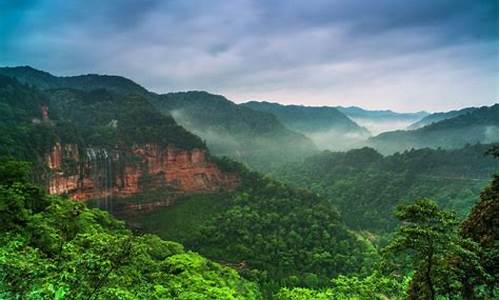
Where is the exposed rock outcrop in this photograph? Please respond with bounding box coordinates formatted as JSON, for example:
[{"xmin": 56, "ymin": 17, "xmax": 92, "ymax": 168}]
[{"xmin": 46, "ymin": 143, "xmax": 239, "ymax": 202}]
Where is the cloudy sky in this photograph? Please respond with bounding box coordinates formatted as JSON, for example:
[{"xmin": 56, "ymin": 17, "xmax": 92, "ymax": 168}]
[{"xmin": 1, "ymin": 0, "xmax": 498, "ymax": 112}]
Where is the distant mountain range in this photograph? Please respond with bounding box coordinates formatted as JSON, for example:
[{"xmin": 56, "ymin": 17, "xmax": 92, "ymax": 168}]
[
  {"xmin": 337, "ymin": 106, "xmax": 429, "ymax": 134},
  {"xmin": 407, "ymin": 106, "xmax": 479, "ymax": 130},
  {"xmin": 0, "ymin": 66, "xmax": 496, "ymax": 160},
  {"xmin": 241, "ymin": 101, "xmax": 369, "ymax": 150},
  {"xmin": 151, "ymin": 92, "xmax": 318, "ymax": 170},
  {"xmin": 337, "ymin": 106, "xmax": 429, "ymax": 121},
  {"xmin": 369, "ymin": 104, "xmax": 499, "ymax": 154}
]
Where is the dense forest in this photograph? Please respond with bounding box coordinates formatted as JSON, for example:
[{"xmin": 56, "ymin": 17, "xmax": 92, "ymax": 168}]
[
  {"xmin": 2, "ymin": 155, "xmax": 497, "ymax": 299},
  {"xmin": 273, "ymin": 144, "xmax": 498, "ymax": 232},
  {"xmin": 128, "ymin": 160, "xmax": 378, "ymax": 296},
  {"xmin": 0, "ymin": 67, "xmax": 498, "ymax": 299},
  {"xmin": 0, "ymin": 159, "xmax": 261, "ymax": 299},
  {"xmin": 0, "ymin": 75, "xmax": 204, "ymax": 162}
]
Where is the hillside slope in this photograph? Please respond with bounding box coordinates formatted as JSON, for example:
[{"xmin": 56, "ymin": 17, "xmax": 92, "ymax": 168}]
[
  {"xmin": 0, "ymin": 66, "xmax": 317, "ymax": 171},
  {"xmin": 407, "ymin": 106, "xmax": 478, "ymax": 129},
  {"xmin": 273, "ymin": 144, "xmax": 498, "ymax": 232},
  {"xmin": 151, "ymin": 92, "xmax": 318, "ymax": 170},
  {"xmin": 0, "ymin": 66, "xmax": 151, "ymax": 97},
  {"xmin": 0, "ymin": 159, "xmax": 261, "ymax": 299},
  {"xmin": 368, "ymin": 104, "xmax": 498, "ymax": 154},
  {"xmin": 0, "ymin": 75, "xmax": 238, "ymax": 213},
  {"xmin": 242, "ymin": 101, "xmax": 369, "ymax": 150},
  {"xmin": 126, "ymin": 159, "xmax": 378, "ymax": 294}
]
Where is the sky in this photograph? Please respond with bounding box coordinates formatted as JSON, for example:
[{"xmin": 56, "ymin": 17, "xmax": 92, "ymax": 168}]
[{"xmin": 1, "ymin": 0, "xmax": 498, "ymax": 112}]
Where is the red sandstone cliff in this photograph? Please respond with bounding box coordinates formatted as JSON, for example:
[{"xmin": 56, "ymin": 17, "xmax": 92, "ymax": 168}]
[{"xmin": 46, "ymin": 143, "xmax": 239, "ymax": 202}]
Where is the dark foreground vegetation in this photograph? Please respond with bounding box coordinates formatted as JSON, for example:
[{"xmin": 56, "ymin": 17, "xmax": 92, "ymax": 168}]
[{"xmin": 1, "ymin": 156, "xmax": 497, "ymax": 299}]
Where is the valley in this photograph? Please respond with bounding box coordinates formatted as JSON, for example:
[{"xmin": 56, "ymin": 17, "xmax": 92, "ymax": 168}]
[{"xmin": 0, "ymin": 67, "xmax": 497, "ymax": 299}]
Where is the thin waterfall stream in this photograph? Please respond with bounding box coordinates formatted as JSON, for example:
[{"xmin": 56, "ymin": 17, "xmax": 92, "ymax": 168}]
[{"xmin": 86, "ymin": 147, "xmax": 113, "ymax": 212}]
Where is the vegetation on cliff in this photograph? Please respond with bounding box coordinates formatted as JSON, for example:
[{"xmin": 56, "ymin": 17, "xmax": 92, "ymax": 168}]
[
  {"xmin": 46, "ymin": 88, "xmax": 205, "ymax": 150},
  {"xmin": 0, "ymin": 158, "xmax": 261, "ymax": 299},
  {"xmin": 129, "ymin": 162, "xmax": 379, "ymax": 296},
  {"xmin": 0, "ymin": 75, "xmax": 205, "ymax": 163}
]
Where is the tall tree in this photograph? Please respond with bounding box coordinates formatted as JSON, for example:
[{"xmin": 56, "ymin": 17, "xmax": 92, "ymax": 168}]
[{"xmin": 384, "ymin": 199, "xmax": 483, "ymax": 299}]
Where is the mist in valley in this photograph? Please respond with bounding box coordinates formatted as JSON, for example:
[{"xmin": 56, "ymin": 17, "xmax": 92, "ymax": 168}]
[
  {"xmin": 304, "ymin": 128, "xmax": 371, "ymax": 151},
  {"xmin": 349, "ymin": 117, "xmax": 417, "ymax": 135}
]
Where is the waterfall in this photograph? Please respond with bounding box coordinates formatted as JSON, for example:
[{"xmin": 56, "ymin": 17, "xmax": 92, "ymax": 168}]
[{"xmin": 86, "ymin": 147, "xmax": 113, "ymax": 212}]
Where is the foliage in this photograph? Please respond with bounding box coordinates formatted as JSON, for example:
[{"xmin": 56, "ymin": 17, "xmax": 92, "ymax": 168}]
[
  {"xmin": 133, "ymin": 170, "xmax": 379, "ymax": 295},
  {"xmin": 47, "ymin": 88, "xmax": 205, "ymax": 150},
  {"xmin": 0, "ymin": 73, "xmax": 206, "ymax": 167},
  {"xmin": 383, "ymin": 199, "xmax": 491, "ymax": 300},
  {"xmin": 276, "ymin": 272, "xmax": 411, "ymax": 300},
  {"xmin": 0, "ymin": 75, "xmax": 59, "ymax": 160},
  {"xmin": 0, "ymin": 158, "xmax": 261, "ymax": 299},
  {"xmin": 460, "ymin": 175, "xmax": 499, "ymax": 298},
  {"xmin": 273, "ymin": 145, "xmax": 498, "ymax": 232}
]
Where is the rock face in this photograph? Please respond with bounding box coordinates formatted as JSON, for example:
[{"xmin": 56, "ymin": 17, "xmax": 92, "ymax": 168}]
[{"xmin": 46, "ymin": 143, "xmax": 239, "ymax": 202}]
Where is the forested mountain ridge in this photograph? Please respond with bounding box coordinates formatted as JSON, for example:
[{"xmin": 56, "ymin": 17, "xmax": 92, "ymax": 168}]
[
  {"xmin": 241, "ymin": 101, "xmax": 366, "ymax": 133},
  {"xmin": 276, "ymin": 175, "xmax": 499, "ymax": 300},
  {"xmin": 0, "ymin": 66, "xmax": 318, "ymax": 171},
  {"xmin": 407, "ymin": 106, "xmax": 478, "ymax": 130},
  {"xmin": 336, "ymin": 106, "xmax": 429, "ymax": 134},
  {"xmin": 368, "ymin": 104, "xmax": 499, "ymax": 154},
  {"xmin": 151, "ymin": 92, "xmax": 318, "ymax": 170},
  {"xmin": 273, "ymin": 144, "xmax": 498, "ymax": 232},
  {"xmin": 0, "ymin": 75, "xmax": 376, "ymax": 297},
  {"xmin": 0, "ymin": 66, "xmax": 151, "ymax": 97},
  {"xmin": 0, "ymin": 75, "xmax": 239, "ymax": 211},
  {"xmin": 1, "ymin": 66, "xmax": 498, "ymax": 299},
  {"xmin": 337, "ymin": 106, "xmax": 428, "ymax": 121},
  {"xmin": 127, "ymin": 158, "xmax": 378, "ymax": 295},
  {"xmin": 241, "ymin": 101, "xmax": 369, "ymax": 150}
]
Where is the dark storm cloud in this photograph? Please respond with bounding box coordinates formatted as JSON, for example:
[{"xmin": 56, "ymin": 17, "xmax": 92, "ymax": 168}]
[{"xmin": 1, "ymin": 0, "xmax": 498, "ymax": 111}]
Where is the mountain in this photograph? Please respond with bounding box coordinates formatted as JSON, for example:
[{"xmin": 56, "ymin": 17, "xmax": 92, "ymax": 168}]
[
  {"xmin": 337, "ymin": 106, "xmax": 429, "ymax": 121},
  {"xmin": 241, "ymin": 101, "xmax": 370, "ymax": 150},
  {"xmin": 0, "ymin": 75, "xmax": 239, "ymax": 213},
  {"xmin": 273, "ymin": 144, "xmax": 499, "ymax": 232},
  {"xmin": 337, "ymin": 106, "xmax": 429, "ymax": 134},
  {"xmin": 0, "ymin": 73, "xmax": 374, "ymax": 296},
  {"xmin": 0, "ymin": 66, "xmax": 317, "ymax": 171},
  {"xmin": 151, "ymin": 92, "xmax": 318, "ymax": 170},
  {"xmin": 126, "ymin": 160, "xmax": 377, "ymax": 292},
  {"xmin": 407, "ymin": 106, "xmax": 479, "ymax": 130},
  {"xmin": 0, "ymin": 66, "xmax": 150, "ymax": 97},
  {"xmin": 368, "ymin": 104, "xmax": 499, "ymax": 154}
]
